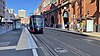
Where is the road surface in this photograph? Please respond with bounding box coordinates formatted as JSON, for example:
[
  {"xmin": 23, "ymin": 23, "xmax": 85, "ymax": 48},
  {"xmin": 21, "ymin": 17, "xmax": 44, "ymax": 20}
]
[{"xmin": 33, "ymin": 28, "xmax": 100, "ymax": 56}]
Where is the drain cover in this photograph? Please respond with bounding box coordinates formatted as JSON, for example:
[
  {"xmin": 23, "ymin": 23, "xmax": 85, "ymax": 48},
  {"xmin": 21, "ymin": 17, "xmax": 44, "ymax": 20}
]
[
  {"xmin": 54, "ymin": 47, "xmax": 68, "ymax": 53},
  {"xmin": 0, "ymin": 42, "xmax": 10, "ymax": 47}
]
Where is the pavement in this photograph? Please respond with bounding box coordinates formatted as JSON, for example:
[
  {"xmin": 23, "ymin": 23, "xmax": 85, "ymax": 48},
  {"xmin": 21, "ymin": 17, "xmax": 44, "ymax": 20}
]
[
  {"xmin": 0, "ymin": 28, "xmax": 33, "ymax": 56},
  {"xmin": 46, "ymin": 27, "xmax": 100, "ymax": 40},
  {"xmin": 0, "ymin": 26, "xmax": 45, "ymax": 56},
  {"xmin": 0, "ymin": 29, "xmax": 22, "ymax": 46}
]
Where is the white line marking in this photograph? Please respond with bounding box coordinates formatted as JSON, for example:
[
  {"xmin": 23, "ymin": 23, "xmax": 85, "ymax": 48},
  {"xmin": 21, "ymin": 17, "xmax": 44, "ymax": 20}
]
[
  {"xmin": 25, "ymin": 28, "xmax": 38, "ymax": 48},
  {"xmin": 32, "ymin": 34, "xmax": 38, "ymax": 41},
  {"xmin": 0, "ymin": 46, "xmax": 16, "ymax": 50},
  {"xmin": 31, "ymin": 34, "xmax": 39, "ymax": 56},
  {"xmin": 32, "ymin": 49, "xmax": 38, "ymax": 56},
  {"xmin": 0, "ymin": 42, "xmax": 10, "ymax": 46}
]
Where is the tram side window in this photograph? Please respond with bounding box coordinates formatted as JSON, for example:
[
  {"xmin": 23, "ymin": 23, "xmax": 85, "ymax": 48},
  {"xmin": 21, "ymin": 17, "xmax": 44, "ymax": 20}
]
[
  {"xmin": 33, "ymin": 18, "xmax": 36, "ymax": 26},
  {"xmin": 29, "ymin": 18, "xmax": 32, "ymax": 29}
]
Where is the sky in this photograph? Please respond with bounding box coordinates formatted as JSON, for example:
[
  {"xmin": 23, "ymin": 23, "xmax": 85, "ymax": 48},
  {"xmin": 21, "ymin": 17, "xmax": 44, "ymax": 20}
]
[{"xmin": 6, "ymin": 0, "xmax": 42, "ymax": 16}]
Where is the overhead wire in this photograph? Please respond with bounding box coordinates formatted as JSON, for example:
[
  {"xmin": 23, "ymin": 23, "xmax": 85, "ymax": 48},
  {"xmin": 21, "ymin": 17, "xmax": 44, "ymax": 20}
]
[{"xmin": 32, "ymin": 0, "xmax": 38, "ymax": 13}]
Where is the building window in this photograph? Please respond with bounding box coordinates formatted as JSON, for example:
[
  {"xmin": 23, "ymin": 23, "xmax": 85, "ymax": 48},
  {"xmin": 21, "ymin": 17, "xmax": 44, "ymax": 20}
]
[
  {"xmin": 7, "ymin": 10, "xmax": 9, "ymax": 12},
  {"xmin": 10, "ymin": 19, "xmax": 13, "ymax": 20},
  {"xmin": 90, "ymin": 0, "xmax": 95, "ymax": 3},
  {"xmin": 58, "ymin": 0, "xmax": 60, "ymax": 4},
  {"xmin": 52, "ymin": 0, "xmax": 57, "ymax": 3},
  {"xmin": 43, "ymin": 0, "xmax": 50, "ymax": 7},
  {"xmin": 3, "ymin": 11, "xmax": 5, "ymax": 14},
  {"xmin": 3, "ymin": 7, "xmax": 5, "ymax": 9},
  {"xmin": 3, "ymin": 2, "xmax": 5, "ymax": 5},
  {"xmin": 10, "ymin": 16, "xmax": 12, "ymax": 17}
]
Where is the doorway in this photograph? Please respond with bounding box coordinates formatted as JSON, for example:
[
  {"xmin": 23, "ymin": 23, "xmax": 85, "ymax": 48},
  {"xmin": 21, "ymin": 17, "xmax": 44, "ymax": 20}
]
[{"xmin": 51, "ymin": 16, "xmax": 54, "ymax": 27}]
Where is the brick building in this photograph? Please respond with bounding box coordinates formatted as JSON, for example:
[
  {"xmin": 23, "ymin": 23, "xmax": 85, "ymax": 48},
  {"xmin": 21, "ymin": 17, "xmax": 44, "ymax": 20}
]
[
  {"xmin": 69, "ymin": 0, "xmax": 100, "ymax": 32},
  {"xmin": 38, "ymin": 0, "xmax": 100, "ymax": 32},
  {"xmin": 42, "ymin": 0, "xmax": 71, "ymax": 28}
]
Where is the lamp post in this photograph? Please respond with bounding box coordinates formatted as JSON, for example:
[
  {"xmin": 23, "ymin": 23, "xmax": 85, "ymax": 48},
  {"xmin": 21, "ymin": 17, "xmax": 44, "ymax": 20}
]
[{"xmin": 73, "ymin": 14, "xmax": 75, "ymax": 30}]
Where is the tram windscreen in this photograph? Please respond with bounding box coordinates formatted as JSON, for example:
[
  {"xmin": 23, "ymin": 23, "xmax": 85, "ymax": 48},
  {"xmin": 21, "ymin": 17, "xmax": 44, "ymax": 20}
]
[{"xmin": 33, "ymin": 16, "xmax": 43, "ymax": 27}]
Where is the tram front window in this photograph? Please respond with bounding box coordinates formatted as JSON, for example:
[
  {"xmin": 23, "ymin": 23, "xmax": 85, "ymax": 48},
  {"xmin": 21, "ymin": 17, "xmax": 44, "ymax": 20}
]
[{"xmin": 33, "ymin": 17, "xmax": 43, "ymax": 28}]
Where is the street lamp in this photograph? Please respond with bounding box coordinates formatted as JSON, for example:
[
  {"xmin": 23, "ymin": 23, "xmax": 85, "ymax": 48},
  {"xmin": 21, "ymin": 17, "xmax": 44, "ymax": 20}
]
[{"xmin": 72, "ymin": 14, "xmax": 75, "ymax": 30}]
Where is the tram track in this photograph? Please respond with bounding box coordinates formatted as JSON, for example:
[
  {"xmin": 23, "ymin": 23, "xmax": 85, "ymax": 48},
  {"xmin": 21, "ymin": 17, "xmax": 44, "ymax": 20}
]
[
  {"xmin": 44, "ymin": 34, "xmax": 91, "ymax": 56},
  {"xmin": 33, "ymin": 33, "xmax": 92, "ymax": 56},
  {"xmin": 31, "ymin": 34, "xmax": 58, "ymax": 56}
]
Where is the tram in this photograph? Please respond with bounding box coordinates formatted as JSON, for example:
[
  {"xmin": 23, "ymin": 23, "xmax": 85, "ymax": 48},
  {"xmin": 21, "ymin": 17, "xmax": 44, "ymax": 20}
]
[{"xmin": 28, "ymin": 15, "xmax": 44, "ymax": 34}]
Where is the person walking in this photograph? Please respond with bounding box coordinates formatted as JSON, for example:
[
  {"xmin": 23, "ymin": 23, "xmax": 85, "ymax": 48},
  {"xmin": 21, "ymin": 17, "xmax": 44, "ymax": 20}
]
[
  {"xmin": 77, "ymin": 22, "xmax": 80, "ymax": 32},
  {"xmin": 80, "ymin": 21, "xmax": 84, "ymax": 33}
]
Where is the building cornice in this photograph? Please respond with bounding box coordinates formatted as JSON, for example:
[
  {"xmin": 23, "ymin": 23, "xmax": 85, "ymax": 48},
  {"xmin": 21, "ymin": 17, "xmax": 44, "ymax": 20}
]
[{"xmin": 43, "ymin": 1, "xmax": 70, "ymax": 15}]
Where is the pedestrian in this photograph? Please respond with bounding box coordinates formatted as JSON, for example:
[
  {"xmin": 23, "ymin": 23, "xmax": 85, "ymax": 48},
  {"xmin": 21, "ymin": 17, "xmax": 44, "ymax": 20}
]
[
  {"xmin": 80, "ymin": 21, "xmax": 84, "ymax": 33},
  {"xmin": 71, "ymin": 22, "xmax": 74, "ymax": 30},
  {"xmin": 77, "ymin": 23, "xmax": 80, "ymax": 32}
]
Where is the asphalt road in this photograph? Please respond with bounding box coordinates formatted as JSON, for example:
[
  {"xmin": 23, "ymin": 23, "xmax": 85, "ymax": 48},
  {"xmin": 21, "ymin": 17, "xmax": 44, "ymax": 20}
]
[
  {"xmin": 0, "ymin": 29, "xmax": 22, "ymax": 46},
  {"xmin": 34, "ymin": 28, "xmax": 100, "ymax": 56},
  {"xmin": 0, "ymin": 49, "xmax": 33, "ymax": 56}
]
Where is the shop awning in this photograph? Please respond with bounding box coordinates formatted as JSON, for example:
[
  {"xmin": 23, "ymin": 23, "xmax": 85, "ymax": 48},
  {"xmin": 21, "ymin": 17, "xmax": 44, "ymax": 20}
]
[{"xmin": 11, "ymin": 19, "xmax": 21, "ymax": 21}]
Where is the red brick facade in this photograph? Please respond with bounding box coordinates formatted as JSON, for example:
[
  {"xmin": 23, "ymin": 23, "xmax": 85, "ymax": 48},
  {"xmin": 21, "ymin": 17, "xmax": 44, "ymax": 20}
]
[{"xmin": 40, "ymin": 0, "xmax": 100, "ymax": 32}]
